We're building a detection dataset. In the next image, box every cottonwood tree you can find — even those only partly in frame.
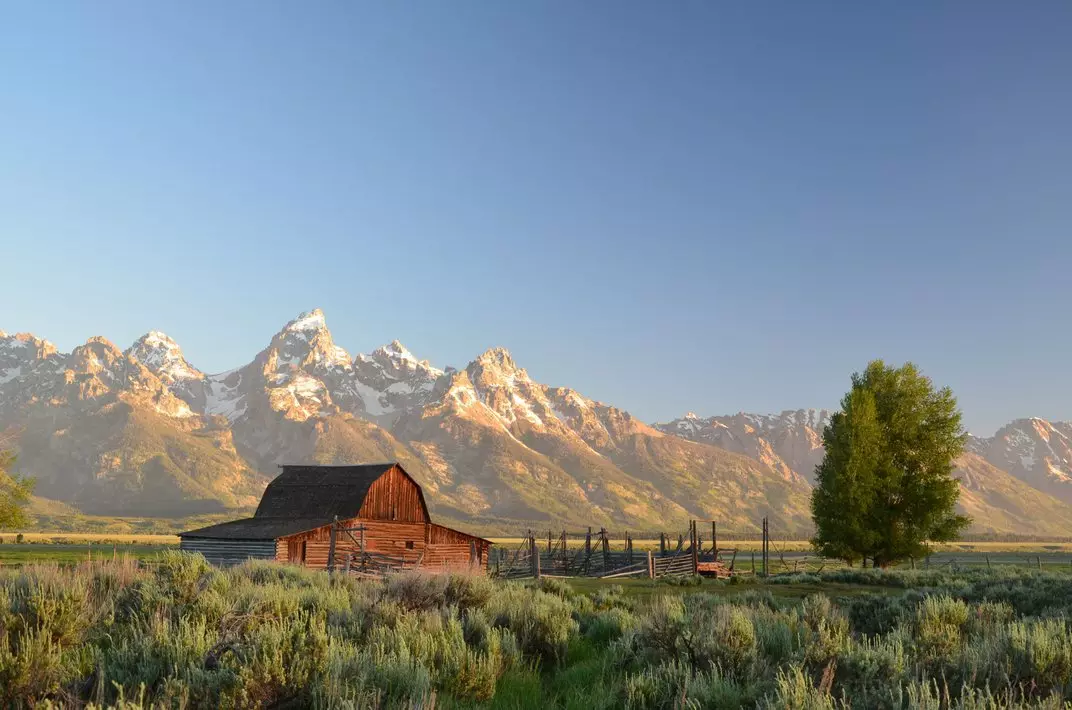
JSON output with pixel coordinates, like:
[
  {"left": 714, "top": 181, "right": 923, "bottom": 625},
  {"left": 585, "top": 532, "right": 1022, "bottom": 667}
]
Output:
[
  {"left": 811, "top": 361, "right": 969, "bottom": 567},
  {"left": 0, "top": 449, "right": 34, "bottom": 529}
]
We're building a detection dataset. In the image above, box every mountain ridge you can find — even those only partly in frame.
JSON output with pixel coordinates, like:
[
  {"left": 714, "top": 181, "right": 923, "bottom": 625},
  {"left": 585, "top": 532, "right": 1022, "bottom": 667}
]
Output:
[{"left": 2, "top": 310, "right": 1069, "bottom": 536}]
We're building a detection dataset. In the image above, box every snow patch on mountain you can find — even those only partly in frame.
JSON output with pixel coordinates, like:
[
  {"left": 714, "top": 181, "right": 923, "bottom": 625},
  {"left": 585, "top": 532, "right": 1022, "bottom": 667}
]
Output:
[
  {"left": 203, "top": 371, "right": 248, "bottom": 421},
  {"left": 126, "top": 331, "right": 203, "bottom": 383},
  {"left": 284, "top": 309, "right": 328, "bottom": 336}
]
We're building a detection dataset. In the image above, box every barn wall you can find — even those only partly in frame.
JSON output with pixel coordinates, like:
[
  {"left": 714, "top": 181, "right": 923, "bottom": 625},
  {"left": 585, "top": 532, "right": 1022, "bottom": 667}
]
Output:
[
  {"left": 180, "top": 538, "right": 277, "bottom": 566},
  {"left": 277, "top": 519, "right": 488, "bottom": 572},
  {"left": 357, "top": 466, "right": 428, "bottom": 522}
]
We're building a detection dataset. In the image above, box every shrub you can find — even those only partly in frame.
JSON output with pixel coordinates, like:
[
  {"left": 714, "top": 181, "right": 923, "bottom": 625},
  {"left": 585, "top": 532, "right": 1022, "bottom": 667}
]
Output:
[
  {"left": 1007, "top": 618, "right": 1072, "bottom": 696},
  {"left": 624, "top": 660, "right": 747, "bottom": 710},
  {"left": 915, "top": 595, "right": 970, "bottom": 660},
  {"left": 443, "top": 572, "right": 494, "bottom": 611},
  {"left": 486, "top": 585, "right": 577, "bottom": 664},
  {"left": 583, "top": 607, "right": 638, "bottom": 645},
  {"left": 758, "top": 664, "right": 839, "bottom": 710},
  {"left": 535, "top": 577, "right": 573, "bottom": 599}
]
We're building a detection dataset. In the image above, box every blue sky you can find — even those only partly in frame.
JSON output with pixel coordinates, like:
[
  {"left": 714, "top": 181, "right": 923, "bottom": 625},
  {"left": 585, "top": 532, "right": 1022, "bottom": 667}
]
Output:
[{"left": 2, "top": 2, "right": 1070, "bottom": 435}]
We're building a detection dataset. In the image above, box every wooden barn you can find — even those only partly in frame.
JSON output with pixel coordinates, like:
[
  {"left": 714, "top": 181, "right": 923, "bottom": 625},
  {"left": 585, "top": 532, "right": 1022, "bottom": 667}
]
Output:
[{"left": 179, "top": 463, "right": 491, "bottom": 572}]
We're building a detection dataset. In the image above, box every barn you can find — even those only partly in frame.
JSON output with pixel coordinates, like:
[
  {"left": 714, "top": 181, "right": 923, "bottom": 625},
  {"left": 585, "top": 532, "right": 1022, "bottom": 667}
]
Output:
[{"left": 178, "top": 463, "right": 491, "bottom": 572}]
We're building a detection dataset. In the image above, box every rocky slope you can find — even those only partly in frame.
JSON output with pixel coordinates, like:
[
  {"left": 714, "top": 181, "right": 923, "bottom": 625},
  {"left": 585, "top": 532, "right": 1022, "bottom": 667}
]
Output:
[
  {"left": 966, "top": 418, "right": 1072, "bottom": 505},
  {"left": 3, "top": 312, "right": 1070, "bottom": 536},
  {"left": 656, "top": 410, "right": 1072, "bottom": 535},
  {"left": 0, "top": 331, "right": 263, "bottom": 515}
]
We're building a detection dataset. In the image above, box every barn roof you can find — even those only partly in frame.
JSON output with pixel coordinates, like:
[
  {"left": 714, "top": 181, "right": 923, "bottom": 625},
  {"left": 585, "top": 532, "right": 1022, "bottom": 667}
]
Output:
[
  {"left": 179, "top": 517, "right": 331, "bottom": 540},
  {"left": 254, "top": 463, "right": 429, "bottom": 520}
]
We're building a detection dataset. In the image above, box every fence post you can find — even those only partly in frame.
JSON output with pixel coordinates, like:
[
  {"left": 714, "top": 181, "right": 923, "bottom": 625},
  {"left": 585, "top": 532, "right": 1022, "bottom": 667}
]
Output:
[
  {"left": 690, "top": 520, "right": 698, "bottom": 575},
  {"left": 548, "top": 531, "right": 552, "bottom": 555},
  {"left": 751, "top": 550, "right": 756, "bottom": 575},
  {"left": 529, "top": 535, "right": 538, "bottom": 578},
  {"left": 712, "top": 521, "right": 718, "bottom": 561},
  {"left": 327, "top": 516, "right": 338, "bottom": 572},
  {"left": 585, "top": 528, "right": 592, "bottom": 576},
  {"left": 563, "top": 531, "right": 570, "bottom": 576},
  {"left": 647, "top": 550, "right": 654, "bottom": 579},
  {"left": 601, "top": 528, "right": 610, "bottom": 572},
  {"left": 627, "top": 534, "right": 633, "bottom": 564},
  {"left": 660, "top": 533, "right": 666, "bottom": 557},
  {"left": 1037, "top": 556, "right": 1043, "bottom": 571},
  {"left": 761, "top": 516, "right": 769, "bottom": 578}
]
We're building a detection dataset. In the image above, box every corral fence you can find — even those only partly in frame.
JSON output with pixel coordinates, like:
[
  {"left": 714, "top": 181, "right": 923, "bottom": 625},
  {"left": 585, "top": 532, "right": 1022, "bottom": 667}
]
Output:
[{"left": 491, "top": 520, "right": 739, "bottom": 580}]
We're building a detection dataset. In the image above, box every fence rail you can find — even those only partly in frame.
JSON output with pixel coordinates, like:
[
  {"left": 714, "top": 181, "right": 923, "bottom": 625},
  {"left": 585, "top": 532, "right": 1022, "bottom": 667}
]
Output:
[{"left": 491, "top": 521, "right": 737, "bottom": 580}]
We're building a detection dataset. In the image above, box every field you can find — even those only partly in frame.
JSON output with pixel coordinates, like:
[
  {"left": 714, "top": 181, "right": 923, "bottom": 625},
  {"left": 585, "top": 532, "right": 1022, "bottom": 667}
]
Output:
[
  {"left": 3, "top": 552, "right": 1072, "bottom": 708},
  {"left": 0, "top": 533, "right": 179, "bottom": 567}
]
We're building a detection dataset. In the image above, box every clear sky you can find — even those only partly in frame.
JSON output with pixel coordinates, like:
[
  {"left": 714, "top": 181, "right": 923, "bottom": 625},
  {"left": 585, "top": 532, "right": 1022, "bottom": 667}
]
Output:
[{"left": 2, "top": 2, "right": 1070, "bottom": 436}]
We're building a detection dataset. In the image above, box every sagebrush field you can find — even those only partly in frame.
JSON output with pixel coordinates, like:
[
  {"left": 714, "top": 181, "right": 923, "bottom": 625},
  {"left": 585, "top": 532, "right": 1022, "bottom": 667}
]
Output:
[{"left": 2, "top": 554, "right": 1072, "bottom": 708}]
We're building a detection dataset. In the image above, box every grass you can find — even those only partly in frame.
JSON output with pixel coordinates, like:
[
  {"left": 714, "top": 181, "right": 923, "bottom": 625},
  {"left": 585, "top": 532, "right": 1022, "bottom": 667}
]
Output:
[
  {"left": 0, "top": 543, "right": 174, "bottom": 566},
  {"left": 0, "top": 533, "right": 180, "bottom": 544},
  {"left": 3, "top": 554, "right": 1072, "bottom": 708}
]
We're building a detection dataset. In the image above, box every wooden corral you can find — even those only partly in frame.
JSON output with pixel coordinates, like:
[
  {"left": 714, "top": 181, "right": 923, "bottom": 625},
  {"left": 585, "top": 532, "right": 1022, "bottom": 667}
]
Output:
[
  {"left": 493, "top": 521, "right": 736, "bottom": 580},
  {"left": 179, "top": 463, "right": 491, "bottom": 573}
]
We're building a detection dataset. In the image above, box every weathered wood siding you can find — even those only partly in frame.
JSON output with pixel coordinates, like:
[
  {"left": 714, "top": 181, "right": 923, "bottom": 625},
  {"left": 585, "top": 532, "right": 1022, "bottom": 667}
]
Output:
[
  {"left": 356, "top": 466, "right": 429, "bottom": 522},
  {"left": 276, "top": 518, "right": 488, "bottom": 572},
  {"left": 180, "top": 538, "right": 277, "bottom": 566}
]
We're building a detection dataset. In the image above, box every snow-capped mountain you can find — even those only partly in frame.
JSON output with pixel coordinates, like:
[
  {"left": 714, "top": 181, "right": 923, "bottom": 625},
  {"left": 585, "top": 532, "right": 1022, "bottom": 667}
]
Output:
[
  {"left": 0, "top": 331, "right": 261, "bottom": 514},
  {"left": 967, "top": 418, "right": 1072, "bottom": 504},
  {"left": 657, "top": 410, "right": 830, "bottom": 483},
  {"left": 3, "top": 309, "right": 1071, "bottom": 535},
  {"left": 658, "top": 408, "right": 1072, "bottom": 535}
]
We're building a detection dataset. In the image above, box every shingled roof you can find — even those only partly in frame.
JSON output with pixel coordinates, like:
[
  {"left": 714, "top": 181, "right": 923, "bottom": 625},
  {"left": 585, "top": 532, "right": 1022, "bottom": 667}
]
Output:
[
  {"left": 255, "top": 463, "right": 430, "bottom": 519},
  {"left": 180, "top": 463, "right": 431, "bottom": 540},
  {"left": 179, "top": 517, "right": 331, "bottom": 540}
]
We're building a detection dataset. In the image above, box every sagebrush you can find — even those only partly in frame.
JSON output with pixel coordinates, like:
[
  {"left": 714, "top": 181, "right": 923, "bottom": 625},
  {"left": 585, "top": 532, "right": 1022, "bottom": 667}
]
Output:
[{"left": 2, "top": 554, "right": 1072, "bottom": 708}]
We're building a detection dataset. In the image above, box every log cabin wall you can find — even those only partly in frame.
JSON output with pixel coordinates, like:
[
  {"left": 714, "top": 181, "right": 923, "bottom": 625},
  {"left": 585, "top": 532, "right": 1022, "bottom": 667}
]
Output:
[
  {"left": 180, "top": 538, "right": 277, "bottom": 566},
  {"left": 276, "top": 518, "right": 488, "bottom": 571}
]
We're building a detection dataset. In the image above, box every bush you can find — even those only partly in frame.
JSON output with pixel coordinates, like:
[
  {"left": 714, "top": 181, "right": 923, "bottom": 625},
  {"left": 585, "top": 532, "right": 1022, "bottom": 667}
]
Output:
[
  {"left": 3, "top": 554, "right": 1072, "bottom": 707},
  {"left": 915, "top": 595, "right": 970, "bottom": 659}
]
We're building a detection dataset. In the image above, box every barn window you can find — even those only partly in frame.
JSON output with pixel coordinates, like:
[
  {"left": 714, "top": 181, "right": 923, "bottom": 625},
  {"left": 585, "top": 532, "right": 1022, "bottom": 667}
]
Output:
[{"left": 405, "top": 541, "right": 414, "bottom": 550}]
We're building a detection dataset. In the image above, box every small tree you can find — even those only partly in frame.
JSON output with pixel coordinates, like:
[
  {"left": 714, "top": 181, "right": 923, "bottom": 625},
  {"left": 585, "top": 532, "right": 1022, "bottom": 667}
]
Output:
[
  {"left": 0, "top": 449, "right": 34, "bottom": 530},
  {"left": 811, "top": 361, "right": 969, "bottom": 567}
]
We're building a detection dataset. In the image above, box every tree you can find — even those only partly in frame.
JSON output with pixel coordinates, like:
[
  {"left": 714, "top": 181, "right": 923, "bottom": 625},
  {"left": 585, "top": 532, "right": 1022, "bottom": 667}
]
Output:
[
  {"left": 0, "top": 449, "right": 34, "bottom": 530},
  {"left": 811, "top": 361, "right": 970, "bottom": 567}
]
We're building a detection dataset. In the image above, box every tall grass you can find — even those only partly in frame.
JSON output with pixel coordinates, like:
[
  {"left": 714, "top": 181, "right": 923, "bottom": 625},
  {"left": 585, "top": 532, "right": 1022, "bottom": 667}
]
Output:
[{"left": 2, "top": 556, "right": 1072, "bottom": 707}]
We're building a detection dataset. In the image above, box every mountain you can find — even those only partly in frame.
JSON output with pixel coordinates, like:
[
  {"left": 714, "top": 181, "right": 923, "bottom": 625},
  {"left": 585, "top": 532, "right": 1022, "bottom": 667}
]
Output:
[
  {"left": 656, "top": 410, "right": 1072, "bottom": 536},
  {"left": 659, "top": 410, "right": 830, "bottom": 484},
  {"left": 966, "top": 418, "right": 1072, "bottom": 505},
  {"left": 0, "top": 331, "right": 263, "bottom": 515},
  {"left": 3, "top": 312, "right": 1070, "bottom": 537}
]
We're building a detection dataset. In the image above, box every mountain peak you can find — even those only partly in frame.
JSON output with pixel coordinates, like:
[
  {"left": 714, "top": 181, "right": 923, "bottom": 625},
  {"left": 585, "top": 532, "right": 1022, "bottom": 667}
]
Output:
[
  {"left": 283, "top": 309, "right": 328, "bottom": 334},
  {"left": 475, "top": 346, "right": 521, "bottom": 372},
  {"left": 363, "top": 340, "right": 442, "bottom": 382},
  {"left": 127, "top": 330, "right": 202, "bottom": 382},
  {"left": 81, "top": 335, "right": 121, "bottom": 353},
  {"left": 375, "top": 339, "right": 415, "bottom": 359}
]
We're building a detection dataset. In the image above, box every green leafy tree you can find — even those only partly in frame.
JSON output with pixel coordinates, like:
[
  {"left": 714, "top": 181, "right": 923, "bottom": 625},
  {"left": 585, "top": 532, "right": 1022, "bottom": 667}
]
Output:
[
  {"left": 0, "top": 449, "right": 34, "bottom": 529},
  {"left": 811, "top": 361, "right": 969, "bottom": 567}
]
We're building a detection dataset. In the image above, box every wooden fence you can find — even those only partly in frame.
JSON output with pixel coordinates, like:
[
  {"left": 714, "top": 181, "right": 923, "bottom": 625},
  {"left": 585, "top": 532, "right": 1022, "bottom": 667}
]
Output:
[{"left": 491, "top": 521, "right": 736, "bottom": 580}]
